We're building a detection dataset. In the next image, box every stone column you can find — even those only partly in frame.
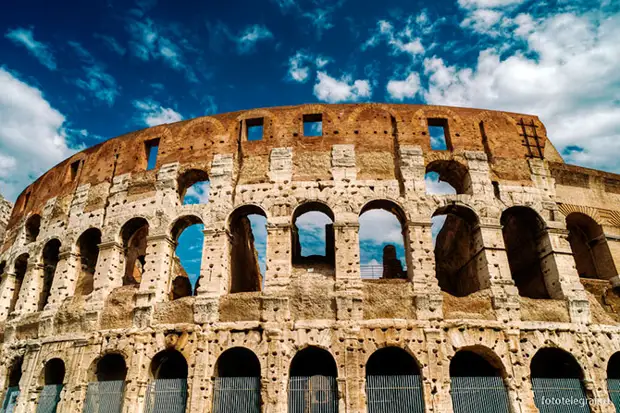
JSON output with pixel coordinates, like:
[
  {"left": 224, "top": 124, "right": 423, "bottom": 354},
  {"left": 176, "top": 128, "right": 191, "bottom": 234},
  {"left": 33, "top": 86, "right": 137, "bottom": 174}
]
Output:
[
  {"left": 188, "top": 332, "right": 210, "bottom": 413},
  {"left": 135, "top": 234, "right": 175, "bottom": 308},
  {"left": 0, "top": 271, "right": 18, "bottom": 320},
  {"left": 263, "top": 327, "right": 287, "bottom": 413},
  {"left": 43, "top": 250, "right": 79, "bottom": 311},
  {"left": 13, "top": 262, "right": 43, "bottom": 316},
  {"left": 424, "top": 328, "right": 453, "bottom": 413},
  {"left": 342, "top": 329, "right": 365, "bottom": 413},
  {"left": 263, "top": 220, "right": 292, "bottom": 293},
  {"left": 397, "top": 145, "right": 426, "bottom": 196},
  {"left": 125, "top": 336, "right": 148, "bottom": 413},
  {"left": 194, "top": 227, "right": 228, "bottom": 324},
  {"left": 464, "top": 151, "right": 494, "bottom": 195},
  {"left": 503, "top": 329, "right": 536, "bottom": 413},
  {"left": 333, "top": 217, "right": 363, "bottom": 322},
  {"left": 90, "top": 241, "right": 124, "bottom": 307},
  {"left": 408, "top": 219, "right": 443, "bottom": 320},
  {"left": 13, "top": 346, "right": 40, "bottom": 413},
  {"left": 476, "top": 222, "right": 521, "bottom": 322}
]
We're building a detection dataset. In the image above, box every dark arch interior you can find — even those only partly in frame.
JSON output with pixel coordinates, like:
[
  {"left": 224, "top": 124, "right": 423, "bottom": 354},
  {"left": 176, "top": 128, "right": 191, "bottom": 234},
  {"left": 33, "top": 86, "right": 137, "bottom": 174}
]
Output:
[
  {"left": 531, "top": 348, "right": 583, "bottom": 379},
  {"left": 96, "top": 354, "right": 128, "bottom": 382},
  {"left": 76, "top": 228, "right": 101, "bottom": 296},
  {"left": 151, "top": 350, "right": 188, "bottom": 379},
  {"left": 25, "top": 214, "right": 41, "bottom": 243},
  {"left": 566, "top": 213, "right": 617, "bottom": 280},
  {"left": 366, "top": 347, "right": 420, "bottom": 376},
  {"left": 8, "top": 358, "right": 23, "bottom": 387},
  {"left": 450, "top": 350, "right": 501, "bottom": 377},
  {"left": 9, "top": 254, "right": 29, "bottom": 313},
  {"left": 0, "top": 261, "right": 6, "bottom": 277},
  {"left": 229, "top": 205, "right": 265, "bottom": 294},
  {"left": 501, "top": 207, "right": 549, "bottom": 299},
  {"left": 40, "top": 239, "right": 61, "bottom": 311},
  {"left": 608, "top": 353, "right": 620, "bottom": 379},
  {"left": 216, "top": 348, "right": 261, "bottom": 377},
  {"left": 426, "top": 160, "right": 471, "bottom": 195},
  {"left": 178, "top": 169, "right": 209, "bottom": 204},
  {"left": 292, "top": 202, "right": 335, "bottom": 266},
  {"left": 121, "top": 218, "right": 149, "bottom": 286},
  {"left": 44, "top": 358, "right": 65, "bottom": 385},
  {"left": 290, "top": 347, "right": 337, "bottom": 377},
  {"left": 433, "top": 205, "right": 481, "bottom": 297}
]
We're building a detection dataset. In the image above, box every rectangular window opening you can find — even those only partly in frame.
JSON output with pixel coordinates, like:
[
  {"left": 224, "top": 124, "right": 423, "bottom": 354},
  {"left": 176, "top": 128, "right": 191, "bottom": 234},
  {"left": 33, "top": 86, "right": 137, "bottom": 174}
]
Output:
[
  {"left": 69, "top": 160, "right": 80, "bottom": 181},
  {"left": 145, "top": 138, "right": 160, "bottom": 170},
  {"left": 246, "top": 118, "right": 264, "bottom": 141},
  {"left": 303, "top": 113, "right": 323, "bottom": 137},
  {"left": 428, "top": 118, "right": 450, "bottom": 151}
]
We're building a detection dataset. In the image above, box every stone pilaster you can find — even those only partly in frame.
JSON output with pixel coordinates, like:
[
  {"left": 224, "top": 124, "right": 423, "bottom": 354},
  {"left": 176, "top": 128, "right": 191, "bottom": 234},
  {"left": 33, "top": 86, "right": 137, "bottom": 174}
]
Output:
[
  {"left": 13, "top": 263, "right": 43, "bottom": 316},
  {"left": 263, "top": 220, "right": 292, "bottom": 293},
  {"left": 43, "top": 250, "right": 79, "bottom": 311},
  {"left": 0, "top": 271, "right": 18, "bottom": 320},
  {"left": 424, "top": 328, "right": 452, "bottom": 413},
  {"left": 333, "top": 218, "right": 363, "bottom": 322},
  {"left": 135, "top": 234, "right": 175, "bottom": 307},
  {"left": 331, "top": 144, "right": 356, "bottom": 181},
  {"left": 196, "top": 228, "right": 229, "bottom": 297},
  {"left": 408, "top": 220, "right": 443, "bottom": 320},
  {"left": 268, "top": 147, "right": 293, "bottom": 183},
  {"left": 397, "top": 145, "right": 426, "bottom": 195},
  {"left": 464, "top": 151, "right": 494, "bottom": 195},
  {"left": 90, "top": 241, "right": 124, "bottom": 307}
]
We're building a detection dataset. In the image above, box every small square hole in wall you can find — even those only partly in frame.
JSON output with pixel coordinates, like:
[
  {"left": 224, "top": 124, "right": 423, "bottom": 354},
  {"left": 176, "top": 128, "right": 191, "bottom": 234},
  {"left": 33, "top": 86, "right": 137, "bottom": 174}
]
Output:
[
  {"left": 246, "top": 118, "right": 264, "bottom": 141},
  {"left": 68, "top": 160, "right": 80, "bottom": 181},
  {"left": 428, "top": 118, "right": 450, "bottom": 150},
  {"left": 145, "top": 138, "right": 160, "bottom": 170},
  {"left": 303, "top": 114, "right": 323, "bottom": 137}
]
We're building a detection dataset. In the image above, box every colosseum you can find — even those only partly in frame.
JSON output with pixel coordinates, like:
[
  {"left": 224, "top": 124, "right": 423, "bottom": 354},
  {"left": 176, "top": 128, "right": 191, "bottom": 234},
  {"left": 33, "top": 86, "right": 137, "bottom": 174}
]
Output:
[{"left": 1, "top": 103, "right": 620, "bottom": 413}]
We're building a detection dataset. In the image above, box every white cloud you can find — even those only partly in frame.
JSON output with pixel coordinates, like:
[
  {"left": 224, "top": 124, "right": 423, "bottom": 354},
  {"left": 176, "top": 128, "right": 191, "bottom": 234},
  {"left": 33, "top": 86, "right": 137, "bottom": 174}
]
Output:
[
  {"left": 183, "top": 181, "right": 210, "bottom": 205},
  {"left": 425, "top": 172, "right": 457, "bottom": 194},
  {"left": 68, "top": 41, "right": 120, "bottom": 106},
  {"left": 363, "top": 14, "right": 428, "bottom": 58},
  {"left": 5, "top": 27, "right": 56, "bottom": 70},
  {"left": 313, "top": 71, "right": 371, "bottom": 103},
  {"left": 236, "top": 24, "right": 273, "bottom": 54},
  {"left": 133, "top": 99, "right": 183, "bottom": 127},
  {"left": 287, "top": 50, "right": 331, "bottom": 83},
  {"left": 387, "top": 72, "right": 421, "bottom": 100},
  {"left": 458, "top": 0, "right": 526, "bottom": 9},
  {"left": 422, "top": 9, "right": 620, "bottom": 172},
  {"left": 0, "top": 68, "right": 75, "bottom": 201},
  {"left": 461, "top": 8, "right": 505, "bottom": 35},
  {"left": 359, "top": 209, "right": 404, "bottom": 246}
]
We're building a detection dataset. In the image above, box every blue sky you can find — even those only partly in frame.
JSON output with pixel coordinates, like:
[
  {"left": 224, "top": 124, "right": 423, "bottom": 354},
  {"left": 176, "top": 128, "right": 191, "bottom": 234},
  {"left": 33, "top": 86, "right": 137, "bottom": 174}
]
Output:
[{"left": 1, "top": 0, "right": 618, "bottom": 282}]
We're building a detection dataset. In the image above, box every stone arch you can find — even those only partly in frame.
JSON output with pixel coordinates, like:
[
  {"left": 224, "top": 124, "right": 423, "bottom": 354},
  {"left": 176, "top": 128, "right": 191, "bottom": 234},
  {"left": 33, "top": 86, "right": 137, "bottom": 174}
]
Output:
[
  {"left": 530, "top": 347, "right": 584, "bottom": 379},
  {"left": 288, "top": 346, "right": 339, "bottom": 412},
  {"left": 565, "top": 212, "right": 617, "bottom": 280},
  {"left": 366, "top": 346, "right": 422, "bottom": 376},
  {"left": 607, "top": 352, "right": 620, "bottom": 379},
  {"left": 89, "top": 353, "right": 128, "bottom": 382},
  {"left": 8, "top": 253, "right": 29, "bottom": 314},
  {"left": 178, "top": 115, "right": 226, "bottom": 137},
  {"left": 148, "top": 349, "right": 188, "bottom": 413},
  {"left": 40, "top": 358, "right": 66, "bottom": 386},
  {"left": 177, "top": 168, "right": 210, "bottom": 205},
  {"left": 1, "top": 355, "right": 23, "bottom": 411},
  {"left": 39, "top": 239, "right": 61, "bottom": 311},
  {"left": 228, "top": 204, "right": 266, "bottom": 294},
  {"left": 290, "top": 345, "right": 338, "bottom": 378},
  {"left": 120, "top": 217, "right": 150, "bottom": 287},
  {"left": 75, "top": 228, "right": 101, "bottom": 296},
  {"left": 212, "top": 347, "right": 262, "bottom": 412},
  {"left": 433, "top": 204, "right": 484, "bottom": 297},
  {"left": 169, "top": 215, "right": 204, "bottom": 299},
  {"left": 291, "top": 201, "right": 335, "bottom": 268},
  {"left": 150, "top": 349, "right": 188, "bottom": 380},
  {"left": 450, "top": 346, "right": 506, "bottom": 378},
  {"left": 347, "top": 104, "right": 404, "bottom": 124},
  {"left": 25, "top": 214, "right": 41, "bottom": 244},
  {"left": 214, "top": 347, "right": 261, "bottom": 377},
  {"left": 500, "top": 206, "right": 551, "bottom": 299},
  {"left": 230, "top": 109, "right": 278, "bottom": 140},
  {"left": 425, "top": 159, "right": 472, "bottom": 195}
]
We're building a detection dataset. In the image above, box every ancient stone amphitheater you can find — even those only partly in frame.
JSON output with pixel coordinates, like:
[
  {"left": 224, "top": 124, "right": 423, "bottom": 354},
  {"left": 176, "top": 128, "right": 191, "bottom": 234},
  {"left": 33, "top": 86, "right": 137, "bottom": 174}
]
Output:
[{"left": 1, "top": 103, "right": 620, "bottom": 413}]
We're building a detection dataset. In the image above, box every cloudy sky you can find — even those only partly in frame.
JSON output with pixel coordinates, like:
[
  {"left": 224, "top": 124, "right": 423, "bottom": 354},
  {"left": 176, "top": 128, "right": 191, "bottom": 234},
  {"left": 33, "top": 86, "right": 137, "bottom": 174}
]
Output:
[{"left": 1, "top": 0, "right": 617, "bottom": 282}]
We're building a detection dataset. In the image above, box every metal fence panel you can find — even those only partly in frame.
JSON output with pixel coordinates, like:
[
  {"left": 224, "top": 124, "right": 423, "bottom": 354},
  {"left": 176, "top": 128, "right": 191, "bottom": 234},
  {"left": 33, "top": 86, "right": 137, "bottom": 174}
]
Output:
[
  {"left": 366, "top": 375, "right": 425, "bottom": 413},
  {"left": 35, "top": 385, "right": 63, "bottom": 413},
  {"left": 288, "top": 376, "right": 338, "bottom": 413},
  {"left": 450, "top": 376, "right": 510, "bottom": 413},
  {"left": 83, "top": 381, "right": 125, "bottom": 413},
  {"left": 144, "top": 379, "right": 188, "bottom": 413},
  {"left": 608, "top": 379, "right": 620, "bottom": 412},
  {"left": 532, "top": 378, "right": 591, "bottom": 413},
  {"left": 212, "top": 377, "right": 260, "bottom": 413},
  {"left": 0, "top": 386, "right": 19, "bottom": 413}
]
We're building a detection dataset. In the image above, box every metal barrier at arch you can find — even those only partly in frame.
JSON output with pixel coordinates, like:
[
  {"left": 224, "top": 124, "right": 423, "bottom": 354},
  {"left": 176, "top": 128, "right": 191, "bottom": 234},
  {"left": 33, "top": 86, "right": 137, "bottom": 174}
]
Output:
[
  {"left": 35, "top": 385, "right": 63, "bottom": 413},
  {"left": 212, "top": 377, "right": 260, "bottom": 413},
  {"left": 288, "top": 376, "right": 338, "bottom": 413},
  {"left": 144, "top": 379, "right": 188, "bottom": 413},
  {"left": 83, "top": 381, "right": 125, "bottom": 413},
  {"left": 366, "top": 375, "right": 424, "bottom": 413}
]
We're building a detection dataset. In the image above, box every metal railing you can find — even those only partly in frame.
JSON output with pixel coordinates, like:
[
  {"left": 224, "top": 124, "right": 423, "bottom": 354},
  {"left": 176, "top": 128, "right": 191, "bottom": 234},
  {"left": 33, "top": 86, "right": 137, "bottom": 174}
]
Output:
[
  {"left": 366, "top": 375, "right": 424, "bottom": 413},
  {"left": 360, "top": 264, "right": 407, "bottom": 280},
  {"left": 288, "top": 376, "right": 338, "bottom": 413},
  {"left": 212, "top": 377, "right": 260, "bottom": 413},
  {"left": 83, "top": 381, "right": 125, "bottom": 413},
  {"left": 35, "top": 384, "right": 63, "bottom": 413},
  {"left": 450, "top": 376, "right": 510, "bottom": 413},
  {"left": 608, "top": 379, "right": 620, "bottom": 411},
  {"left": 0, "top": 386, "right": 19, "bottom": 413},
  {"left": 144, "top": 379, "right": 188, "bottom": 413},
  {"left": 532, "top": 378, "right": 591, "bottom": 413}
]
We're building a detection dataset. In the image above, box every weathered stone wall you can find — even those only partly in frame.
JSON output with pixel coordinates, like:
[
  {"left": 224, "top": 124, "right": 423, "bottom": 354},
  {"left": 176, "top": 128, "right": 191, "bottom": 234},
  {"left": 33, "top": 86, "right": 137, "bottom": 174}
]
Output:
[
  {"left": 0, "top": 194, "right": 11, "bottom": 246},
  {"left": 0, "top": 104, "right": 619, "bottom": 413}
]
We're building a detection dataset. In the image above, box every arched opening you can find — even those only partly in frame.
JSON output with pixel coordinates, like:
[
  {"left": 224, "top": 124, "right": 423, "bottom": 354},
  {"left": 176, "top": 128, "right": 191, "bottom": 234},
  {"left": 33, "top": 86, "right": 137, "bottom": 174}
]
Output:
[
  {"left": 120, "top": 218, "right": 149, "bottom": 286},
  {"left": 289, "top": 347, "right": 338, "bottom": 413},
  {"left": 1, "top": 357, "right": 23, "bottom": 413},
  {"left": 9, "top": 254, "right": 28, "bottom": 314},
  {"left": 449, "top": 349, "right": 510, "bottom": 412},
  {"left": 608, "top": 353, "right": 620, "bottom": 410},
  {"left": 359, "top": 200, "right": 408, "bottom": 280},
  {"left": 433, "top": 205, "right": 484, "bottom": 297},
  {"left": 39, "top": 239, "right": 60, "bottom": 311},
  {"left": 425, "top": 160, "right": 471, "bottom": 195},
  {"left": 365, "top": 347, "right": 424, "bottom": 412},
  {"left": 292, "top": 202, "right": 335, "bottom": 271},
  {"left": 76, "top": 228, "right": 101, "bottom": 296},
  {"left": 25, "top": 214, "right": 41, "bottom": 244},
  {"left": 229, "top": 205, "right": 266, "bottom": 293},
  {"left": 145, "top": 350, "right": 188, "bottom": 413},
  {"left": 501, "top": 207, "right": 550, "bottom": 299},
  {"left": 0, "top": 261, "right": 6, "bottom": 277},
  {"left": 37, "top": 358, "right": 65, "bottom": 413},
  {"left": 213, "top": 348, "right": 261, "bottom": 413},
  {"left": 566, "top": 213, "right": 617, "bottom": 280},
  {"left": 531, "top": 348, "right": 590, "bottom": 413},
  {"left": 170, "top": 216, "right": 204, "bottom": 299},
  {"left": 84, "top": 354, "right": 127, "bottom": 413},
  {"left": 178, "top": 169, "right": 210, "bottom": 205}
]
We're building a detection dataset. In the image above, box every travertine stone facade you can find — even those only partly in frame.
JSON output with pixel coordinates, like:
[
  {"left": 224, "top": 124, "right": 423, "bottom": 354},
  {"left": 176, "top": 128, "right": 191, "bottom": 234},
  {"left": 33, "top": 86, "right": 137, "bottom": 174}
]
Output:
[
  {"left": 0, "top": 194, "right": 11, "bottom": 245},
  {"left": 1, "top": 103, "right": 620, "bottom": 413}
]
